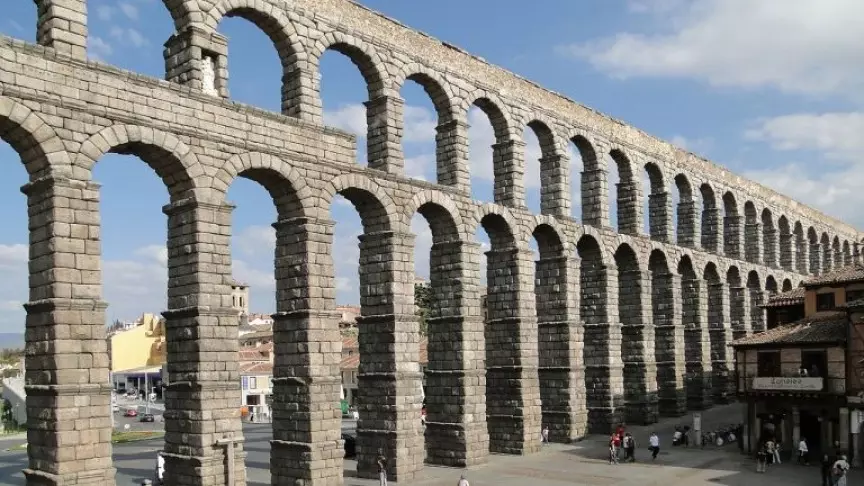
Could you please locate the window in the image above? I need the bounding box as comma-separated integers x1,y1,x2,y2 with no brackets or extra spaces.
801,350,827,378
816,293,836,311
250,377,257,389
757,351,781,377
846,289,864,303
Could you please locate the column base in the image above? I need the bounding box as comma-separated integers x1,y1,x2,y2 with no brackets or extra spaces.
487,414,541,455
659,392,688,417
162,448,247,486
425,421,489,467
356,427,424,482
541,409,588,443
23,467,116,486
271,439,343,486
587,407,624,434
625,402,659,425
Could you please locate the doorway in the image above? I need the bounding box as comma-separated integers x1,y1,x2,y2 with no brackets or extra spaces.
800,409,822,456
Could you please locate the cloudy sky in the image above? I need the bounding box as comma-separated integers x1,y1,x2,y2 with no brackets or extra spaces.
0,0,861,332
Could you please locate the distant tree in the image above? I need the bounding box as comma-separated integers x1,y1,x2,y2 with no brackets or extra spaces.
414,282,437,336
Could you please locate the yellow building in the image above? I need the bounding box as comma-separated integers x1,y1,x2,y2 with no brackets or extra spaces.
109,313,166,373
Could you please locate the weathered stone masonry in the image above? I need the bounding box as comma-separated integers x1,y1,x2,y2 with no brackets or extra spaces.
2,0,861,485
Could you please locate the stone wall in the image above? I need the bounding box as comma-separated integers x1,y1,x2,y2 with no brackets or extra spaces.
0,0,858,484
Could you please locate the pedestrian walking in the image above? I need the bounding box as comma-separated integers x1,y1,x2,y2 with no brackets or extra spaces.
832,455,850,486
821,453,833,486
609,433,620,465
649,432,660,461
756,444,767,473
797,437,808,465
541,425,549,445
457,473,470,486
623,433,636,462
376,450,388,486
772,439,782,464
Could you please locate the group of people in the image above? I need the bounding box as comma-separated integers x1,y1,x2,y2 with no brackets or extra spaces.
608,425,660,464
756,436,850,485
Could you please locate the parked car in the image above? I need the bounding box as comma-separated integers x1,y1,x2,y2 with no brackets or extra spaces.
140,414,155,423
342,434,356,458
124,409,138,417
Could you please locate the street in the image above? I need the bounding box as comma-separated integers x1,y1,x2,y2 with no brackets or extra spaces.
0,406,859,485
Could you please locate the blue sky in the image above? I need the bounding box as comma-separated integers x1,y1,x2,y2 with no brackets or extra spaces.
0,0,862,332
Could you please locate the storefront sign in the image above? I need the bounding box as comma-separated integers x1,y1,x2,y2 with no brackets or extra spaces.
752,377,824,391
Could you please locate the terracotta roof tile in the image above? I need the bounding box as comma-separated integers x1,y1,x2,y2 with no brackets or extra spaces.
240,361,273,374
339,337,428,370
731,311,847,347
804,263,864,287
762,287,806,308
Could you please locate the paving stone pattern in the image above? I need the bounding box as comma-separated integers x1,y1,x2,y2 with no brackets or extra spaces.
1,1,862,485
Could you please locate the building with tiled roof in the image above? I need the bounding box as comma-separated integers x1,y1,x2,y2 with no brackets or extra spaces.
732,261,864,460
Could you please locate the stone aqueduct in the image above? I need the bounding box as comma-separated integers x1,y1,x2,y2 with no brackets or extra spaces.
1,0,860,485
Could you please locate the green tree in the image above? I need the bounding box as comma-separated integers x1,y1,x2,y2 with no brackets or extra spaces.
414,282,437,336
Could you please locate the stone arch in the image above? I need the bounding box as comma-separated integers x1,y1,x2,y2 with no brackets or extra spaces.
678,254,709,409
74,124,204,201
700,183,720,253
644,161,670,242
726,266,747,339
761,208,778,268
649,249,684,416
722,191,742,259
570,133,603,225
832,236,842,269
525,118,568,216
704,261,731,402
464,91,513,143
844,240,852,266
404,190,467,242
0,96,71,178
793,221,807,274
766,275,779,294
394,66,456,118
161,0,197,31
674,173,697,248
469,204,520,249
609,148,640,235
217,151,314,219
747,270,766,333
201,0,307,113
821,232,832,273
743,201,759,263
321,173,398,233
616,242,656,424
782,279,793,292
576,233,617,432
309,30,390,100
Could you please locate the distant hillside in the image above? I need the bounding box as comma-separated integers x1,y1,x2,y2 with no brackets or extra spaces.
0,333,24,350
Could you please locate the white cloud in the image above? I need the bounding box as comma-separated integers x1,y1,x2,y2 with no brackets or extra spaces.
562,0,864,99
745,112,864,161
323,104,367,138
0,244,27,269
89,36,114,60
233,259,274,290
119,2,139,20
133,245,168,266
96,6,115,21
6,20,24,33
402,105,438,143
404,154,435,182
110,27,149,49
235,225,276,257
0,244,27,332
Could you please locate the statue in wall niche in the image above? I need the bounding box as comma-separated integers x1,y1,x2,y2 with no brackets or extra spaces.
201,55,218,96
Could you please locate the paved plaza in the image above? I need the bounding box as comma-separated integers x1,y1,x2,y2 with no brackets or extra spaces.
0,404,858,485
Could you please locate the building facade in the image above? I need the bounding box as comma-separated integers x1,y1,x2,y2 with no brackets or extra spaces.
734,263,864,463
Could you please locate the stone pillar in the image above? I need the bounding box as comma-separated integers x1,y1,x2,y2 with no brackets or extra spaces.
21,177,115,486
708,282,733,404
764,228,779,268
355,231,423,481
724,215,743,259
729,286,751,340
583,263,623,432
810,243,822,276
676,200,700,248
492,140,526,209
683,277,712,410
581,168,609,228
621,270,658,425
537,255,587,442
161,199,246,486
435,119,470,192
35,0,87,59
365,95,405,175
270,217,343,486
485,248,541,454
616,180,643,236
654,274,686,417
750,290,767,333
283,64,320,122
164,27,229,98
745,222,762,264
855,242,862,265
780,231,794,271
649,192,673,243
822,244,834,274
425,240,488,466
701,207,722,254
539,154,570,218
792,406,801,446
